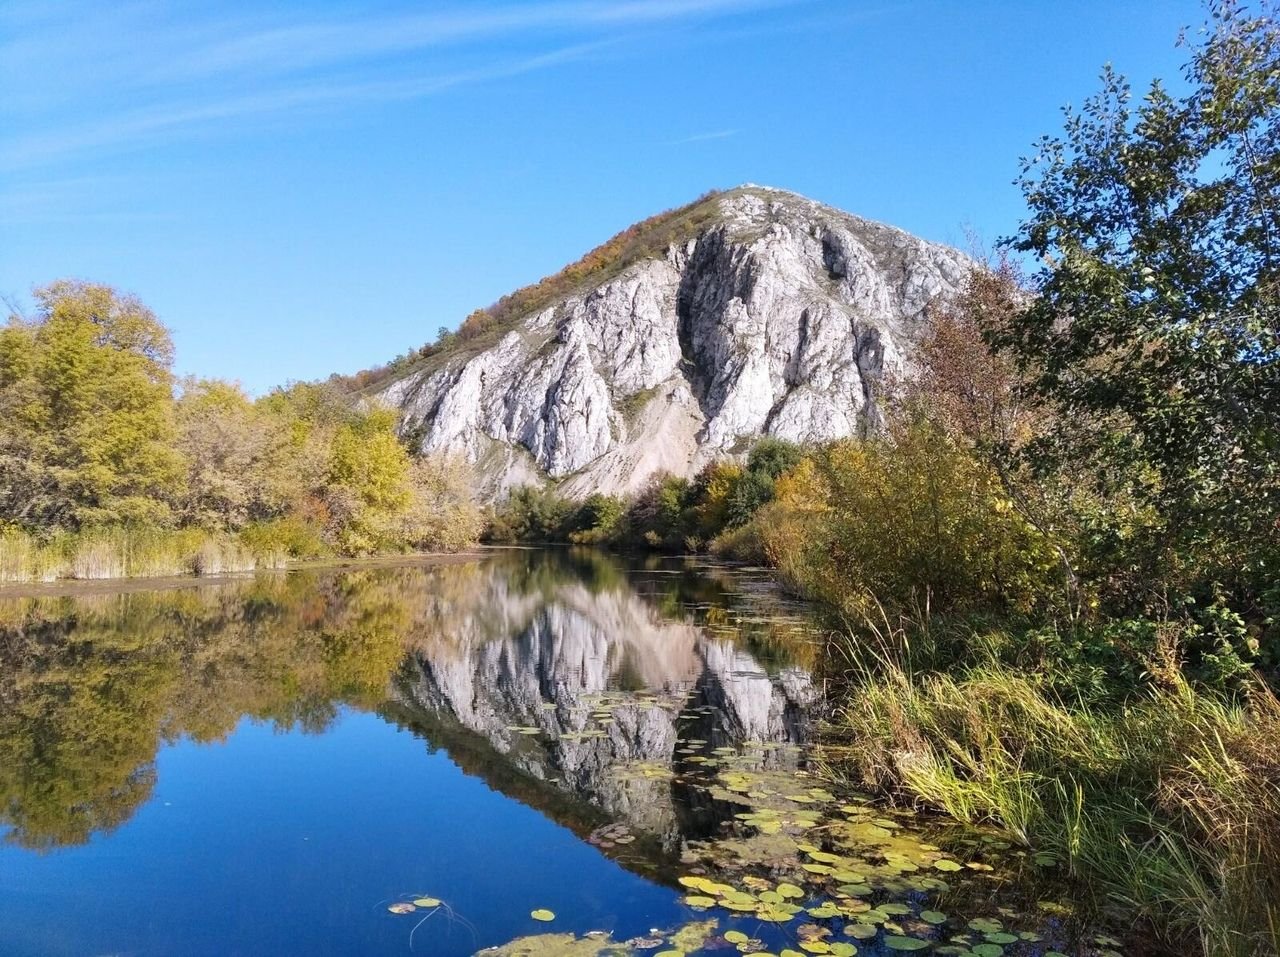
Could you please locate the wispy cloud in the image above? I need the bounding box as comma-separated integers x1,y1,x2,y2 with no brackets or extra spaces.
0,0,804,171
668,129,741,145
165,0,785,82
0,42,610,171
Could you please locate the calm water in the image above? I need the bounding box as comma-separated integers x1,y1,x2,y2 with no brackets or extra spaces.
0,548,823,956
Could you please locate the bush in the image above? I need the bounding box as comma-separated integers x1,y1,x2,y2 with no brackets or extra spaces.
566,494,627,545
486,485,575,543
762,421,1063,617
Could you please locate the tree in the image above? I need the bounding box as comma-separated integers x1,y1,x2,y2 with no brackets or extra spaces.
725,438,804,527
998,1,1280,609
175,378,294,529
0,281,184,528
324,405,413,555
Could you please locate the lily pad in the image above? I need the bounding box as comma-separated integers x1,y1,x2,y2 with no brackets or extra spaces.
885,936,930,951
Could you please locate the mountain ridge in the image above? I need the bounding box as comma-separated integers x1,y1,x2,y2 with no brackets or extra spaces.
370,186,974,498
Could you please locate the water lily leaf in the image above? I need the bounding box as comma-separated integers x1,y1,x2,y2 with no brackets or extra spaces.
413,897,442,908
933,859,962,872
984,933,1017,945
530,909,556,921
971,945,1004,957
920,911,947,925
387,902,416,914
725,931,750,944
884,936,929,951
967,919,1003,934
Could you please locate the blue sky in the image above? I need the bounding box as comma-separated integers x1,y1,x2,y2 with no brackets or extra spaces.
1,0,1204,393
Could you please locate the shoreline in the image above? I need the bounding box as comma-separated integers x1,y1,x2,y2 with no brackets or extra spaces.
0,548,495,600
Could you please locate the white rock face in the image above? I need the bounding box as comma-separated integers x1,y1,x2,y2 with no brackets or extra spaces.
376,186,972,498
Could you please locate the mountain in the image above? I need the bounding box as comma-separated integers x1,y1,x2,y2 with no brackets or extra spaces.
370,185,973,498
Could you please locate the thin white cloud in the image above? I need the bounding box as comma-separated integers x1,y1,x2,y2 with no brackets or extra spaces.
668,129,741,145
0,41,607,171
0,0,805,171
167,0,785,82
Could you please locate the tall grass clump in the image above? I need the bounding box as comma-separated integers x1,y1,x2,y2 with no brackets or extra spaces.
820,615,1280,956
0,527,291,583
0,529,69,582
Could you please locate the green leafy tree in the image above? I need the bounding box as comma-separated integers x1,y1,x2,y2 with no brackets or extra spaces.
0,281,184,528
324,406,413,554
999,1,1280,611
725,438,804,527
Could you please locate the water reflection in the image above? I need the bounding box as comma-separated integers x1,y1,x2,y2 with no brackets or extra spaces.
390,550,819,865
0,549,819,858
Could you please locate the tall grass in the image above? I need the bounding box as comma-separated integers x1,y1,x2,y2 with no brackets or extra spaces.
819,615,1280,956
0,527,288,583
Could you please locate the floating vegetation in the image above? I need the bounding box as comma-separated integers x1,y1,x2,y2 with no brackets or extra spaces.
464,732,1122,957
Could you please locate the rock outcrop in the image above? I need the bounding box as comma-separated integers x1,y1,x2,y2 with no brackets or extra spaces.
374,186,972,498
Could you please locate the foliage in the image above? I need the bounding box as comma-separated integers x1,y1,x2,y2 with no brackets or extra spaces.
564,494,627,545
174,378,294,529
486,485,576,543
823,617,1280,957
761,422,1062,618
399,455,486,552
484,439,805,554
0,281,184,528
997,0,1280,616
626,473,696,550
0,282,482,580
812,11,1280,956
724,438,805,528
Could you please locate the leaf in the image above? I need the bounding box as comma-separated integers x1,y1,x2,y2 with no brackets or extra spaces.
530,909,556,922
885,936,930,951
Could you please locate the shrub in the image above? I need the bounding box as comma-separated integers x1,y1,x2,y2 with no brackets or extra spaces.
566,494,627,545
763,421,1063,617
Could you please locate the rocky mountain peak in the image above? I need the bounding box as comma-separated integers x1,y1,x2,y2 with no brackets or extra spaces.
373,187,973,498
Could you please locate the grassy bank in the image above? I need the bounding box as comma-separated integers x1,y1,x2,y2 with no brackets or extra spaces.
0,527,288,583
814,614,1280,956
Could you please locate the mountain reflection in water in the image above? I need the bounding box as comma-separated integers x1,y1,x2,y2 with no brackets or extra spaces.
0,548,820,868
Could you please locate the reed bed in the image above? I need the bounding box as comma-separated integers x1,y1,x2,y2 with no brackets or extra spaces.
0,528,289,584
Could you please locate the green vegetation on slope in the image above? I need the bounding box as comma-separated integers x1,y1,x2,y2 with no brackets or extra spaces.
342,189,725,392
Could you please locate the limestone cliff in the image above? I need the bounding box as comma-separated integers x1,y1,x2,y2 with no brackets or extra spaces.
373,186,972,497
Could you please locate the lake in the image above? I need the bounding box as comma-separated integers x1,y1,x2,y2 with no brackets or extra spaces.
0,548,1091,957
